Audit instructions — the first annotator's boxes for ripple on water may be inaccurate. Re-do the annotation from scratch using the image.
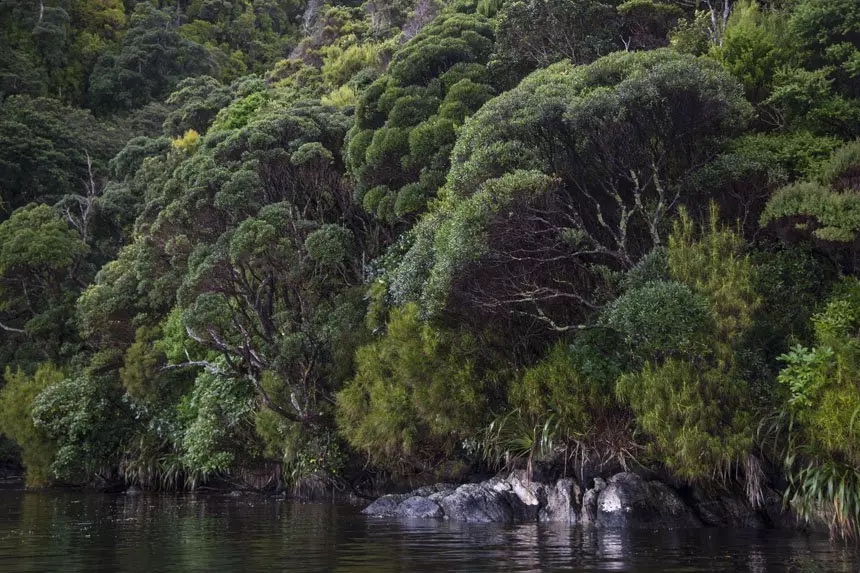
[0,491,856,573]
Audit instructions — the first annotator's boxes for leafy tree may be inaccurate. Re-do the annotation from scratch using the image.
[615,207,759,481]
[88,2,213,113]
[0,363,65,486]
[491,0,621,86]
[510,328,627,444]
[31,368,130,483]
[389,50,750,334]
[776,279,860,540]
[0,95,122,212]
[346,10,495,225]
[0,204,88,361]
[761,141,860,270]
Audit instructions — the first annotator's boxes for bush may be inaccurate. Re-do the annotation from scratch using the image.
[511,329,626,434]
[336,304,490,467]
[617,359,753,480]
[0,364,64,487]
[600,281,712,363]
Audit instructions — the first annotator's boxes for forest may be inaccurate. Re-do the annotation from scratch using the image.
[0,0,858,540]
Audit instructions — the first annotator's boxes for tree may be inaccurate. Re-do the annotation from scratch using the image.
[88,2,213,113]
[761,141,860,271]
[0,363,65,487]
[0,95,122,212]
[0,204,88,360]
[389,50,751,335]
[346,10,496,226]
[491,0,621,86]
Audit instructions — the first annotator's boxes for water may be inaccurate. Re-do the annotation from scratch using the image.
[0,490,856,572]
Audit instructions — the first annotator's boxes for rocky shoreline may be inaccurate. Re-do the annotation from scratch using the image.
[362,471,797,529]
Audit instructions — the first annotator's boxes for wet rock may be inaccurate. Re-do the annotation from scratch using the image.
[427,487,457,502]
[691,487,766,528]
[763,487,798,530]
[439,482,515,523]
[581,477,606,526]
[362,493,408,516]
[492,476,540,522]
[540,478,580,523]
[596,472,700,529]
[397,496,444,518]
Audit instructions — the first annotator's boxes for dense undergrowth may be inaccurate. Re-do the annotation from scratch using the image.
[0,0,858,541]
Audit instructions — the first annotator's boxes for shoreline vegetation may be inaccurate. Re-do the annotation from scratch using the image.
[0,0,858,544]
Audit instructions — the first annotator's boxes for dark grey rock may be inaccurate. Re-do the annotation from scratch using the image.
[763,487,798,529]
[440,482,515,523]
[428,487,456,502]
[691,487,766,528]
[596,472,700,529]
[504,472,543,520]
[581,477,606,526]
[397,496,444,518]
[540,478,580,523]
[362,493,408,516]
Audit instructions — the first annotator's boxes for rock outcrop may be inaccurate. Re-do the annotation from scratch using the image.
[594,472,700,528]
[362,470,790,529]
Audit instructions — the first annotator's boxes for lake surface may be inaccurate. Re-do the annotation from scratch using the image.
[0,490,856,572]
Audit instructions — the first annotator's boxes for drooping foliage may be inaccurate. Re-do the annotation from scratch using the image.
[388,50,750,334]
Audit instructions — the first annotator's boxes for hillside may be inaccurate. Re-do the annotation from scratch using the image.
[0,0,858,540]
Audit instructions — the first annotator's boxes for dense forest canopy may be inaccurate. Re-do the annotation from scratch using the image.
[0,0,859,540]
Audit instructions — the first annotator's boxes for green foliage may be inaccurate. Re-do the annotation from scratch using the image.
[670,10,712,56]
[714,1,788,102]
[601,281,711,362]
[776,279,860,540]
[511,329,626,436]
[617,358,754,480]
[347,11,495,224]
[778,279,860,459]
[393,50,750,332]
[31,371,129,482]
[492,0,621,86]
[0,95,122,211]
[0,364,64,486]
[668,205,760,355]
[0,0,857,503]
[88,2,213,113]
[179,369,256,475]
[0,204,89,361]
[614,206,759,481]
[336,304,490,467]
[762,142,860,266]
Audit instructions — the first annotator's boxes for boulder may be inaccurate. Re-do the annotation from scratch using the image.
[397,496,444,518]
[539,478,580,523]
[580,477,606,526]
[362,493,408,516]
[440,482,516,523]
[596,472,700,529]
[763,487,798,530]
[491,477,540,521]
[691,487,766,528]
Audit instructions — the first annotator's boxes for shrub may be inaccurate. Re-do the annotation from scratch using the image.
[0,364,64,487]
[336,304,490,467]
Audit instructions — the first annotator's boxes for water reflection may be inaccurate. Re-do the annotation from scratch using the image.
[0,491,856,573]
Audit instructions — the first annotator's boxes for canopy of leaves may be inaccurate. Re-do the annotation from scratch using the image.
[389,49,750,334]
[346,10,496,224]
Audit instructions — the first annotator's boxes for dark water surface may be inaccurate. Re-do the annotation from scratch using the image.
[0,490,856,572]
